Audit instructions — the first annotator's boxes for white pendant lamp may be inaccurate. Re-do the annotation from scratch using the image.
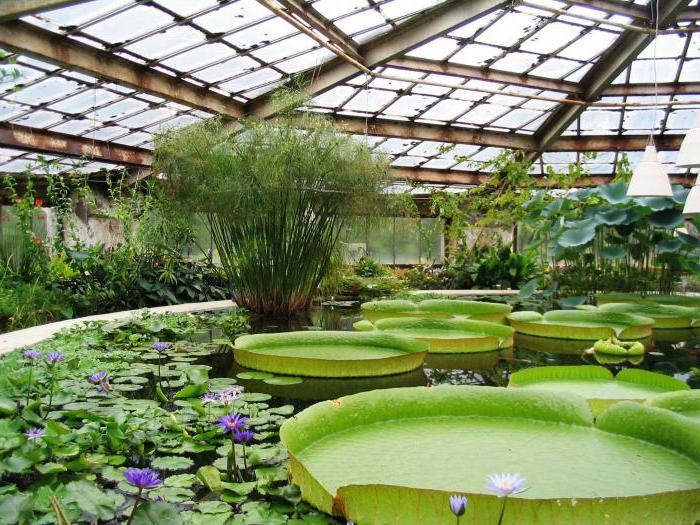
[676,114,700,169]
[683,178,700,216]
[626,142,673,197]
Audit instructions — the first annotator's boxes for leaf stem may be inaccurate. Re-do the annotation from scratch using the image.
[126,487,143,525]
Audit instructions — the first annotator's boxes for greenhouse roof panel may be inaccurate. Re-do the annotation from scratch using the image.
[0,0,699,188]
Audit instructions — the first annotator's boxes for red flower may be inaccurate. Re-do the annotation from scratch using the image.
[34,199,42,207]
[33,236,42,245]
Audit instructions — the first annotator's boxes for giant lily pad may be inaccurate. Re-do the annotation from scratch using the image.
[361,299,512,324]
[596,292,700,308]
[509,365,688,415]
[592,303,700,329]
[353,318,513,353]
[645,390,700,422]
[280,386,700,525]
[233,331,427,378]
[507,310,654,340]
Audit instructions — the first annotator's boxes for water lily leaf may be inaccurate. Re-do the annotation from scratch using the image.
[112,384,144,392]
[0,397,17,416]
[112,376,149,384]
[151,456,194,471]
[64,480,123,521]
[220,481,256,495]
[174,383,208,399]
[263,376,304,385]
[236,371,275,380]
[165,474,198,488]
[132,501,183,525]
[36,462,67,474]
[181,511,229,525]
[240,393,272,402]
[196,465,222,494]
[149,486,194,503]
[100,465,126,483]
[268,405,295,416]
[0,493,33,524]
[195,501,231,514]
[648,208,684,228]
[557,227,596,248]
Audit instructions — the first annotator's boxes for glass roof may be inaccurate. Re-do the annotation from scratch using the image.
[1,0,699,186]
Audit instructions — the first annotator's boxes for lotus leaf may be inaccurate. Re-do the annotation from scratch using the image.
[508,365,688,415]
[507,310,654,340]
[233,331,427,377]
[645,390,700,422]
[592,303,700,329]
[353,317,513,353]
[280,386,700,525]
[360,299,512,323]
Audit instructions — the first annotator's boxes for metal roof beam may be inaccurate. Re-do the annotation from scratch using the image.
[270,0,363,64]
[0,123,153,166]
[0,21,245,118]
[248,0,508,118]
[561,0,649,20]
[0,0,87,21]
[531,0,688,160]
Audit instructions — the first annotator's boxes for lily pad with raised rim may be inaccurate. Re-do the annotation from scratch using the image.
[361,299,512,324]
[596,292,700,308]
[233,331,427,378]
[353,317,513,353]
[591,303,700,329]
[514,333,604,355]
[280,386,700,525]
[507,310,654,340]
[645,390,700,422]
[508,365,688,415]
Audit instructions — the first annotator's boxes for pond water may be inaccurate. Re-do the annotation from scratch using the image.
[194,303,700,411]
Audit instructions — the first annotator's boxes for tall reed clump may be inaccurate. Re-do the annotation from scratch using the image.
[153,94,390,315]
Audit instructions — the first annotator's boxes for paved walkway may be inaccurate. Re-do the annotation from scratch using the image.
[408,289,520,296]
[0,300,236,355]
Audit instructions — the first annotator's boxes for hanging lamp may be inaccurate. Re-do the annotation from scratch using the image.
[626,1,672,197]
[627,141,673,196]
[676,113,700,216]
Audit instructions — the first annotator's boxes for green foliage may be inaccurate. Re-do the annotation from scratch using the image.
[446,243,537,290]
[521,181,700,296]
[352,256,387,278]
[154,95,390,315]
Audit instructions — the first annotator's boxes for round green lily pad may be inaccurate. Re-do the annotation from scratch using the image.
[507,310,654,340]
[236,371,275,380]
[592,302,700,329]
[281,386,700,525]
[361,299,512,324]
[645,390,700,422]
[592,337,645,356]
[263,376,304,385]
[596,292,700,308]
[509,365,689,415]
[353,317,513,353]
[233,331,427,378]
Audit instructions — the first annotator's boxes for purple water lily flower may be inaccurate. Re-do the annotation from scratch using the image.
[218,413,248,434]
[201,392,218,404]
[484,473,527,498]
[88,371,108,384]
[234,429,254,444]
[449,495,468,517]
[23,350,41,360]
[45,352,66,363]
[151,342,169,352]
[24,428,45,441]
[123,468,163,489]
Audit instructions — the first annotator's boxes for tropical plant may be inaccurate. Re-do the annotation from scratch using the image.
[154,92,390,316]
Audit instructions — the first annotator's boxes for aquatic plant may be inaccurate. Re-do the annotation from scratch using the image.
[485,473,527,525]
[449,494,468,523]
[154,97,391,315]
[124,468,163,524]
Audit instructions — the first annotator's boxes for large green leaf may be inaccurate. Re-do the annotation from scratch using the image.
[648,209,684,228]
[509,365,688,415]
[645,390,700,421]
[132,501,183,525]
[596,182,629,204]
[233,331,427,378]
[507,310,654,340]
[594,208,628,225]
[599,245,626,259]
[594,302,700,329]
[556,227,596,248]
[353,317,513,353]
[281,386,700,525]
[360,299,511,323]
[64,480,124,521]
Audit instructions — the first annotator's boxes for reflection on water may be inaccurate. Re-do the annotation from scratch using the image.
[208,304,700,403]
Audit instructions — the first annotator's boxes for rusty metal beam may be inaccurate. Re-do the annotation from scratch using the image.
[248,0,508,118]
[272,0,364,64]
[334,116,537,150]
[604,82,700,96]
[393,167,695,188]
[551,134,683,152]
[531,0,688,161]
[0,21,245,118]
[0,0,87,21]
[0,122,153,166]
[388,57,579,93]
[677,7,700,20]
[562,0,648,20]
